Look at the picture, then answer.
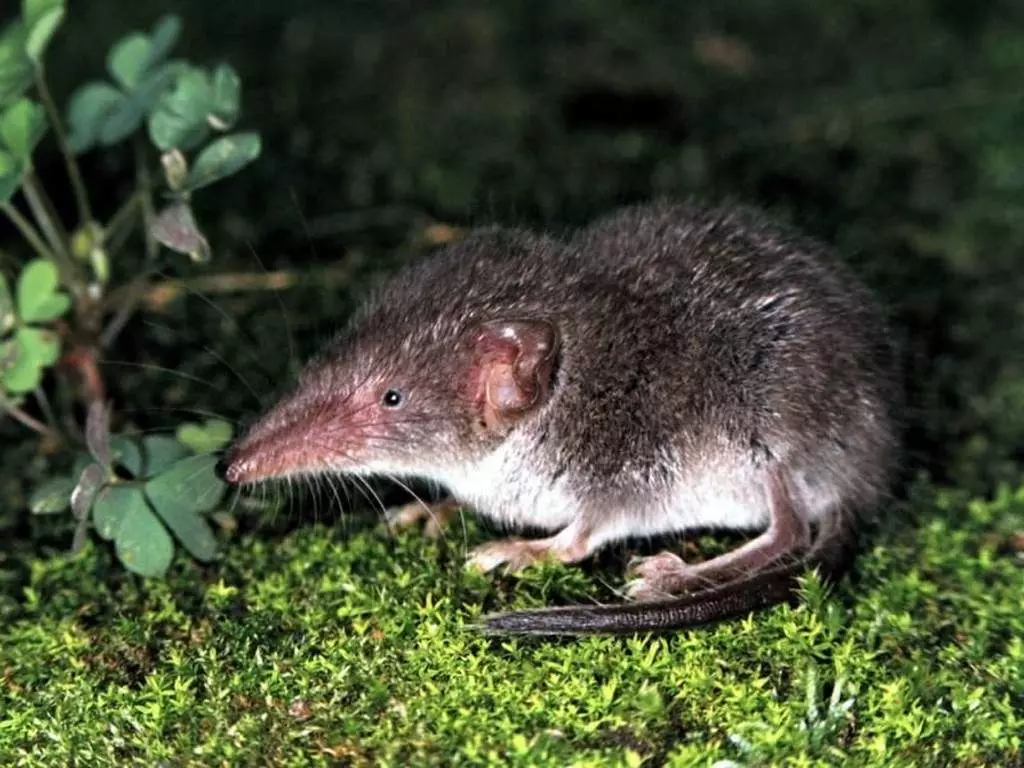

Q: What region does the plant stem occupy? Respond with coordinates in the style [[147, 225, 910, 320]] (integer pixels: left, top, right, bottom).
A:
[[20, 171, 77, 288], [135, 139, 158, 262], [99, 296, 139, 348], [1, 399, 59, 440], [34, 66, 93, 226], [0, 201, 56, 262], [103, 261, 362, 312], [33, 386, 59, 433], [99, 146, 159, 348], [104, 191, 143, 256]]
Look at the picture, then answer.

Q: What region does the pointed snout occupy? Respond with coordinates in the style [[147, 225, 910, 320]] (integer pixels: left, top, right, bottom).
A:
[[217, 443, 260, 485], [215, 437, 261, 485], [217, 431, 302, 485], [216, 394, 338, 485]]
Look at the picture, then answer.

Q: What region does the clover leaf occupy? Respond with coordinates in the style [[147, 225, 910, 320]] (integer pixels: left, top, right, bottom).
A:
[[1, 259, 68, 394], [182, 132, 260, 192], [176, 418, 233, 454], [2, 326, 59, 393], [0, 97, 46, 202], [16, 258, 68, 322], [65, 13, 184, 153], [0, 22, 32, 108], [22, 0, 65, 63], [114, 500, 174, 577]]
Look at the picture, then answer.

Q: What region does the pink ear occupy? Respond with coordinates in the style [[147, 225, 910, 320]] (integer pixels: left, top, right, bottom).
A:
[[471, 320, 560, 434]]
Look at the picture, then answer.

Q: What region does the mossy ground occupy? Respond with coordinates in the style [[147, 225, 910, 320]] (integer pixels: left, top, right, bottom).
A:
[[1, 484, 1021, 765], [2, 0, 1023, 765]]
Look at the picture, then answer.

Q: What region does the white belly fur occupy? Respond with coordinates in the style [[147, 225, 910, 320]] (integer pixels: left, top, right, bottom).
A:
[[433, 437, 827, 547]]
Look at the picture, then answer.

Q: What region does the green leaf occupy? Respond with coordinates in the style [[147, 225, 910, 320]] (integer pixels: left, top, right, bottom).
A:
[[1, 351, 37, 392], [145, 454, 224, 561], [0, 150, 21, 202], [107, 33, 150, 91], [0, 273, 14, 333], [0, 98, 46, 162], [92, 484, 146, 541], [209, 63, 240, 129], [149, 500, 217, 562], [66, 81, 124, 153], [114, 501, 173, 577], [105, 15, 181, 94], [0, 337, 18, 378], [16, 258, 68, 322], [140, 15, 181, 75], [183, 132, 261, 192], [1, 326, 59, 392], [146, 454, 225, 516], [22, 0, 65, 63], [176, 419, 234, 454], [147, 66, 213, 151], [24, 293, 68, 322], [0, 22, 32, 108], [98, 62, 185, 148], [0, 147, 21, 202], [17, 324, 59, 364], [29, 475, 74, 514], [148, 106, 208, 153], [142, 434, 189, 477], [95, 95, 145, 146], [110, 436, 143, 477]]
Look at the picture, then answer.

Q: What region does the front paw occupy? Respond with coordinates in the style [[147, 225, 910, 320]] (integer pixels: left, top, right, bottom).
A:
[[384, 499, 458, 538], [465, 539, 545, 573], [625, 550, 698, 601]]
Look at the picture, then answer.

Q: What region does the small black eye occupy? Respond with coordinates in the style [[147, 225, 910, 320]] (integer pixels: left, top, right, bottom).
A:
[[382, 389, 404, 408]]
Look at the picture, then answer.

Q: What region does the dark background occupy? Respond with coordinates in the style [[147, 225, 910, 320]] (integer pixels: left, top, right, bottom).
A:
[[4, 0, 1024, 568]]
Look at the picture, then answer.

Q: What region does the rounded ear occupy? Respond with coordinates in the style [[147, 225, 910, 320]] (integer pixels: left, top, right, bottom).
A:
[[470, 319, 561, 434]]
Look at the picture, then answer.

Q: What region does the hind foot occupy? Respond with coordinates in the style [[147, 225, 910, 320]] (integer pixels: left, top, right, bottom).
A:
[[625, 551, 702, 601]]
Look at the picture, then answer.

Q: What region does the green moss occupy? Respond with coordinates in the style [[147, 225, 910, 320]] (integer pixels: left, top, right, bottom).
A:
[[0, 480, 1020, 765]]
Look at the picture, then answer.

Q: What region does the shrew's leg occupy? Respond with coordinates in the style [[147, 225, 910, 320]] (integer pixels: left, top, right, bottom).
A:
[[465, 520, 594, 573], [626, 469, 811, 601]]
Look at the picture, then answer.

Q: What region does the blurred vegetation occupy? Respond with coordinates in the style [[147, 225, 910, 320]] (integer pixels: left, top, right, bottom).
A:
[[1, 0, 1022, 764]]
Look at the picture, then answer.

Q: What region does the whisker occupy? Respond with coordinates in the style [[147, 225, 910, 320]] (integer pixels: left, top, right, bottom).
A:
[[149, 267, 275, 381], [98, 360, 225, 390], [118, 406, 242, 424]]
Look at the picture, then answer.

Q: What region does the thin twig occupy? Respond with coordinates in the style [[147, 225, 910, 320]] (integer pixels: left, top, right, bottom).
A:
[[103, 263, 360, 314], [35, 66, 93, 226], [98, 145, 161, 348], [135, 139, 158, 262], [1, 200, 56, 261], [19, 172, 77, 287], [104, 191, 143, 256], [33, 386, 59, 433], [2, 399, 59, 440]]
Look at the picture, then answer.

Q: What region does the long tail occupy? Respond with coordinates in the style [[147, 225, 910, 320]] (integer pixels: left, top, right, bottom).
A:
[[477, 513, 859, 636], [476, 562, 801, 636]]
